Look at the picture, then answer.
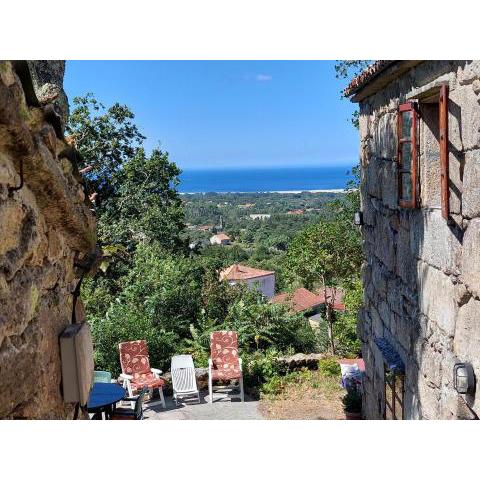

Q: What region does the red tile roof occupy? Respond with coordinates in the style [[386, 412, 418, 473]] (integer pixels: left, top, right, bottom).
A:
[[343, 61, 396, 98], [315, 287, 346, 311], [220, 264, 275, 281], [213, 233, 231, 241], [271, 287, 323, 313]]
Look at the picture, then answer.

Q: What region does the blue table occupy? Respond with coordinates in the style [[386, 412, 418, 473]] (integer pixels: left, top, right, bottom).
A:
[[87, 382, 126, 419]]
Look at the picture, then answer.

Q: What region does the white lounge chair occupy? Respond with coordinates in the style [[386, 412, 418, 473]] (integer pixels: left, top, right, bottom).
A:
[[171, 355, 200, 405]]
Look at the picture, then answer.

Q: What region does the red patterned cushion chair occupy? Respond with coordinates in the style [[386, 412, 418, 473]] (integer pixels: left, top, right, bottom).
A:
[[118, 340, 166, 409], [208, 330, 244, 403]]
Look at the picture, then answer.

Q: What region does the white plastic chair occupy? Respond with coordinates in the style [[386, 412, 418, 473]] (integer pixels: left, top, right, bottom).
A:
[[171, 355, 200, 405]]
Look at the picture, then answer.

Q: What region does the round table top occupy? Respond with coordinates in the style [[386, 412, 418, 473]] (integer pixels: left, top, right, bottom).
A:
[[87, 382, 126, 411]]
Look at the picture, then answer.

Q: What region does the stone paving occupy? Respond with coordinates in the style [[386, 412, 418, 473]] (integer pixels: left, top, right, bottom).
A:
[[144, 390, 264, 420]]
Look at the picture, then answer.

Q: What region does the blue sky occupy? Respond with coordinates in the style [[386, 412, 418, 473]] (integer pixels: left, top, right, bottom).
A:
[[64, 61, 358, 170]]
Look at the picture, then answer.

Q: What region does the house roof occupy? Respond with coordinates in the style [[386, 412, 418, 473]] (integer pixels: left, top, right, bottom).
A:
[[271, 287, 323, 313], [212, 233, 230, 241], [344, 60, 425, 102], [343, 61, 395, 98], [287, 209, 304, 215], [220, 264, 274, 281], [315, 287, 346, 311]]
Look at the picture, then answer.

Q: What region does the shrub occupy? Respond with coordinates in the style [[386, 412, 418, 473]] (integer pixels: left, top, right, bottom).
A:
[[318, 357, 341, 377], [90, 304, 179, 376], [342, 388, 362, 413], [242, 348, 282, 395]]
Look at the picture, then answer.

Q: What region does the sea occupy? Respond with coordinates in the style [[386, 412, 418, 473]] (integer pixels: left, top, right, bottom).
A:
[[178, 166, 355, 193]]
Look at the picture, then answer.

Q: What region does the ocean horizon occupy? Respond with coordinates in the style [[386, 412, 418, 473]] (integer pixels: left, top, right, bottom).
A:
[[178, 165, 355, 193]]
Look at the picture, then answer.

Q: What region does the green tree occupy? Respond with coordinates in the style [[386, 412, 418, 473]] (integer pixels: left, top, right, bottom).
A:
[[66, 93, 145, 207], [335, 60, 371, 128], [99, 147, 186, 251], [286, 218, 362, 354]]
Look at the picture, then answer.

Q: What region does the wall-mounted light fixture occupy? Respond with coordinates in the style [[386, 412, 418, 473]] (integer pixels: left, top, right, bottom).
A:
[[453, 363, 475, 395], [353, 211, 364, 226]]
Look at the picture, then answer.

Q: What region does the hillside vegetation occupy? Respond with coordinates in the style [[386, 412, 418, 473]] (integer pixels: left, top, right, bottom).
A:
[[72, 93, 363, 393]]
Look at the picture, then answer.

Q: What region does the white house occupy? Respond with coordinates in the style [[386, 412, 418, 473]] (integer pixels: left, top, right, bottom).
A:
[[249, 214, 271, 220], [210, 233, 231, 245], [219, 264, 276, 298]]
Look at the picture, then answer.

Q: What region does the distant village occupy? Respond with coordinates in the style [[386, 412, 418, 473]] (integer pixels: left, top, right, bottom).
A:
[[184, 194, 345, 326]]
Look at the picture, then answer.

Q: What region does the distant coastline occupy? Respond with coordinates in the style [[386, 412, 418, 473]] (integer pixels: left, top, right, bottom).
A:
[[179, 165, 354, 193], [180, 189, 346, 195]]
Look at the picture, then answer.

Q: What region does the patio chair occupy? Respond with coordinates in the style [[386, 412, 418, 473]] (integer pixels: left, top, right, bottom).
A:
[[118, 340, 166, 409], [208, 330, 244, 403], [110, 387, 148, 420], [171, 354, 200, 405]]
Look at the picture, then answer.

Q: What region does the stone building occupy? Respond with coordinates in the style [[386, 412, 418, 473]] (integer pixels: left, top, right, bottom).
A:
[[346, 60, 480, 419], [0, 61, 96, 418]]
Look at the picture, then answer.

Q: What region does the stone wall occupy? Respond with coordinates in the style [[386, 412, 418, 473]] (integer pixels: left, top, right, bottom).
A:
[[357, 60, 480, 419], [0, 61, 96, 418]]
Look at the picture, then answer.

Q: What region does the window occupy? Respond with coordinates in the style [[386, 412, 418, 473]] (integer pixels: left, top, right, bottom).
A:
[[384, 366, 405, 420], [404, 83, 450, 219], [397, 102, 418, 208]]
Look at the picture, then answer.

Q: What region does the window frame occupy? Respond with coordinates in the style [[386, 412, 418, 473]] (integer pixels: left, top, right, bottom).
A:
[[397, 102, 418, 208], [383, 365, 405, 420], [439, 84, 449, 220]]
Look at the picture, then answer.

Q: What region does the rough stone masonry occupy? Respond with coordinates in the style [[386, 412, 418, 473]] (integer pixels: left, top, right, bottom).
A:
[[349, 60, 480, 419], [0, 61, 96, 418]]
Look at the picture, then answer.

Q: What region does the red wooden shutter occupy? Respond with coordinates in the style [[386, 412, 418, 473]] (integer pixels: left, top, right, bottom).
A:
[[439, 84, 449, 220], [397, 102, 418, 208]]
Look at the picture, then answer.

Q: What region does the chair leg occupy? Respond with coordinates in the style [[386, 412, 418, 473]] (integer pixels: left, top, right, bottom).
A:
[[208, 373, 213, 404], [124, 379, 135, 409], [158, 386, 166, 409], [239, 376, 244, 402]]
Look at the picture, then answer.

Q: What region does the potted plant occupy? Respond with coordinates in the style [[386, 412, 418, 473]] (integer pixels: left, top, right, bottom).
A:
[[342, 388, 362, 420]]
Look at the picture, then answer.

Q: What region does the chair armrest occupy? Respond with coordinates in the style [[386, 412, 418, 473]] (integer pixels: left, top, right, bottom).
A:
[[124, 395, 139, 402], [150, 368, 162, 375], [120, 373, 133, 380]]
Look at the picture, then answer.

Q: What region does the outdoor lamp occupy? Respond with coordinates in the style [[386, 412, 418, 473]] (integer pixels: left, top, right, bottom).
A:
[[453, 363, 475, 394], [354, 211, 364, 226]]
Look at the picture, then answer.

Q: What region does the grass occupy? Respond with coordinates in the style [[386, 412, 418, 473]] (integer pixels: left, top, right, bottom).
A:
[[258, 368, 345, 420]]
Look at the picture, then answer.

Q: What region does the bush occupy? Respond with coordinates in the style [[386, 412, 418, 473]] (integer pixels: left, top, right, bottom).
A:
[[318, 357, 341, 377], [91, 304, 179, 376], [225, 289, 317, 353], [242, 348, 282, 395], [342, 388, 362, 413]]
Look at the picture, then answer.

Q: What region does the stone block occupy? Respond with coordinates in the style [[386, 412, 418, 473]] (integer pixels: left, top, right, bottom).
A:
[[373, 214, 396, 272], [364, 157, 381, 198], [460, 218, 480, 298], [417, 262, 458, 337], [361, 193, 377, 227], [378, 160, 397, 209], [410, 209, 462, 275], [457, 60, 480, 85], [373, 112, 397, 160], [463, 149, 480, 219], [454, 297, 480, 364], [449, 84, 480, 151], [396, 227, 417, 286]]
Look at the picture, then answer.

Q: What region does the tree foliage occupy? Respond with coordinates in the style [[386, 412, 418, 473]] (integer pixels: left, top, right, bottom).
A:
[[285, 194, 362, 353], [98, 147, 186, 251], [66, 93, 145, 206]]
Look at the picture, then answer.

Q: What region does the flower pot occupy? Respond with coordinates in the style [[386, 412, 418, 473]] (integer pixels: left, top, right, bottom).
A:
[[345, 411, 362, 420]]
